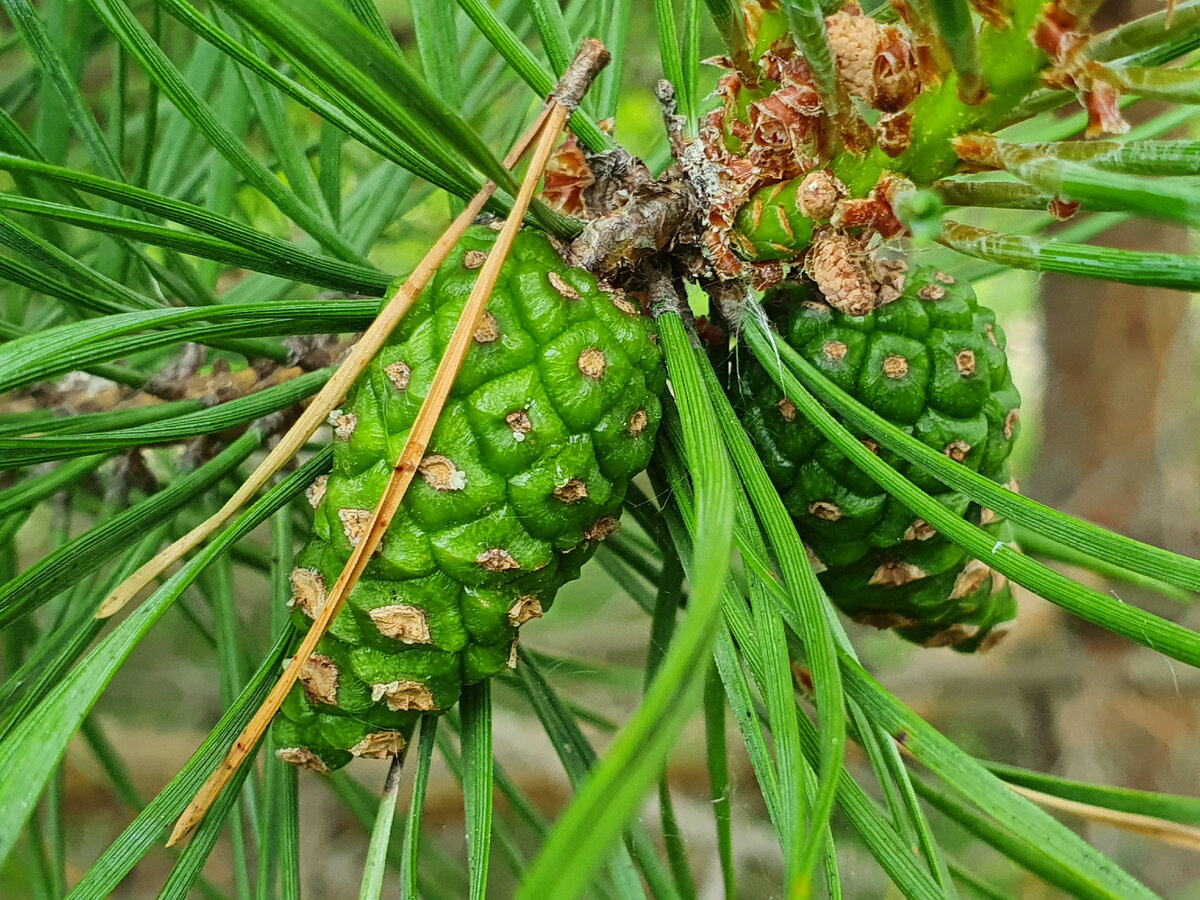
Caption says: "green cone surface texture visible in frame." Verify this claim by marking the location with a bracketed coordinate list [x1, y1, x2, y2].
[738, 267, 1021, 651]
[273, 226, 666, 771]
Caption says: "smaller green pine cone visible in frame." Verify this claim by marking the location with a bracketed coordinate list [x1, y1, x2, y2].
[737, 267, 1021, 651]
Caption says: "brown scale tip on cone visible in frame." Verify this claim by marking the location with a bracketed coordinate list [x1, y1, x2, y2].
[903, 519, 937, 541]
[854, 610, 920, 630]
[869, 559, 929, 586]
[306, 475, 328, 510]
[949, 558, 991, 600]
[299, 654, 340, 706]
[369, 604, 433, 643]
[611, 291, 640, 316]
[882, 354, 910, 378]
[809, 501, 844, 521]
[476, 548, 520, 572]
[917, 283, 946, 300]
[329, 410, 357, 441]
[289, 567, 327, 618]
[419, 454, 467, 491]
[338, 508, 371, 547]
[955, 349, 977, 376]
[628, 409, 649, 435]
[934, 271, 956, 284]
[778, 397, 798, 421]
[924, 624, 976, 648]
[463, 249, 488, 269]
[473, 311, 500, 344]
[385, 361, 412, 392]
[275, 748, 331, 774]
[584, 516, 620, 541]
[944, 440, 972, 462]
[372, 680, 437, 712]
[548, 271, 581, 300]
[1004, 409, 1020, 440]
[351, 731, 407, 759]
[822, 340, 849, 362]
[507, 409, 533, 435]
[977, 629, 1009, 652]
[553, 479, 589, 503]
[861, 438, 880, 454]
[508, 595, 544, 627]
[577, 347, 607, 379]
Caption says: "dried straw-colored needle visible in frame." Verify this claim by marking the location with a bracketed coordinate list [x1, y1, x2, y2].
[888, 729, 1200, 853]
[96, 106, 551, 620]
[1009, 785, 1200, 853]
[167, 102, 571, 848]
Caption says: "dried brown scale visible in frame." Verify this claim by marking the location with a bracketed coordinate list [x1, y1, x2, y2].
[507, 596, 544, 627]
[904, 520, 938, 541]
[553, 479, 590, 503]
[807, 229, 877, 316]
[868, 560, 927, 586]
[809, 501, 844, 521]
[505, 410, 533, 434]
[798, 170, 845, 220]
[883, 354, 910, 378]
[384, 361, 411, 391]
[417, 454, 464, 491]
[329, 410, 357, 441]
[289, 568, 326, 618]
[577, 347, 608, 379]
[628, 409, 650, 435]
[944, 441, 971, 462]
[472, 310, 500, 343]
[823, 340, 849, 362]
[547, 271, 581, 300]
[855, 611, 920, 630]
[462, 249, 488, 269]
[955, 349, 978, 376]
[476, 548, 521, 572]
[918, 283, 946, 300]
[950, 559, 992, 600]
[337, 508, 370, 546]
[368, 605, 433, 643]
[299, 654, 340, 706]
[349, 732, 407, 759]
[584, 517, 621, 541]
[1004, 409, 1021, 440]
[876, 110, 914, 157]
[305, 475, 328, 509]
[372, 680, 437, 713]
[778, 397, 798, 421]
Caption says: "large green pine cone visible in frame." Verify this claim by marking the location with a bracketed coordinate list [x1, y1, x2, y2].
[273, 226, 666, 772]
[737, 266, 1021, 651]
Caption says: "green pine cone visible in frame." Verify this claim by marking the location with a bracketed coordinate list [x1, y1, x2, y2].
[737, 266, 1021, 652]
[274, 225, 666, 772]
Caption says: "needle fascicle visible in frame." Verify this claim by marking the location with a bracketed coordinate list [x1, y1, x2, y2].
[167, 39, 610, 848]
